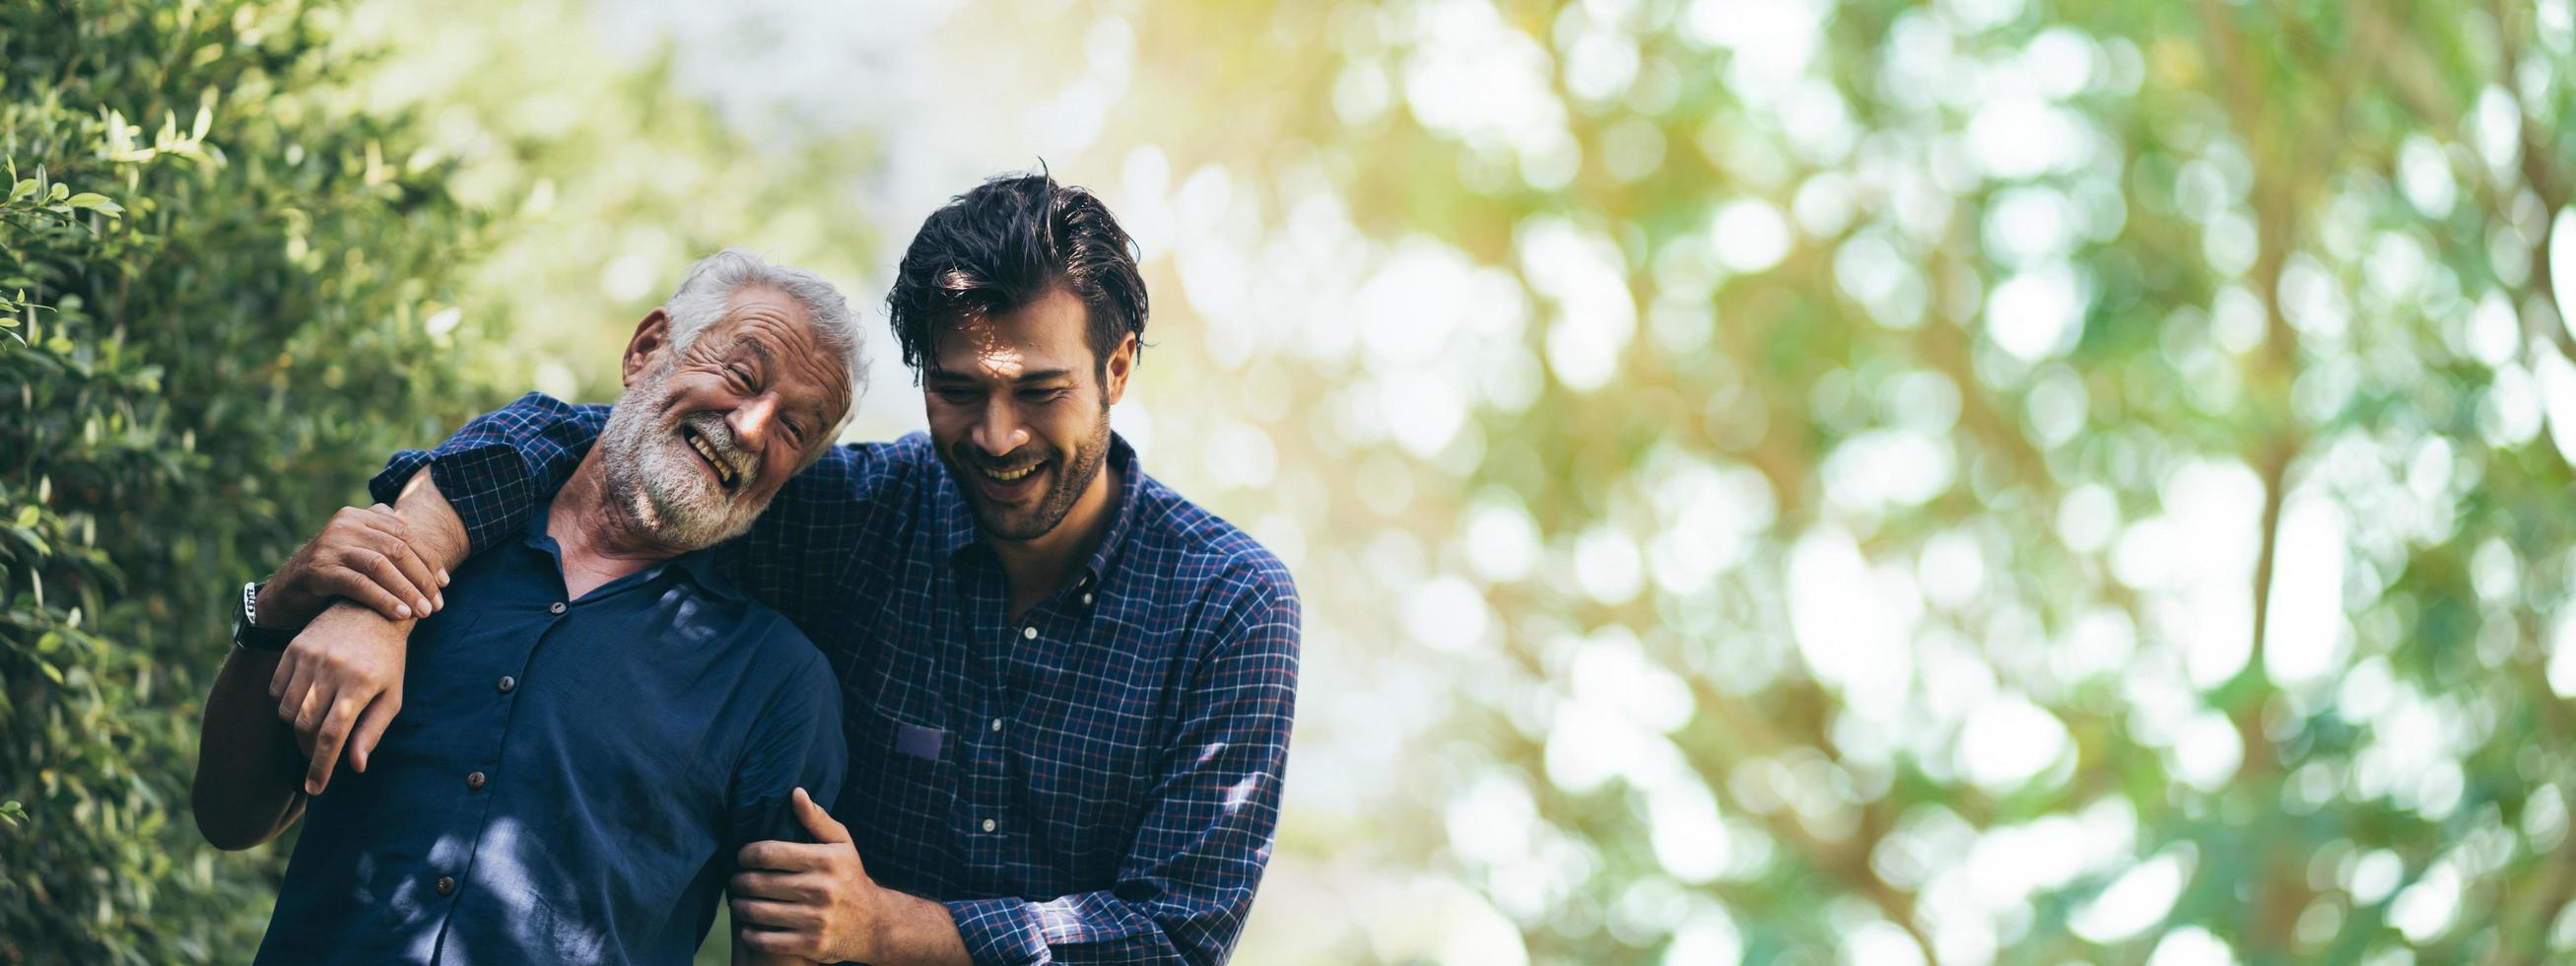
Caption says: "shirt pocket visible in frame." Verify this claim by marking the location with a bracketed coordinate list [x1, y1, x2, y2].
[842, 708, 959, 853]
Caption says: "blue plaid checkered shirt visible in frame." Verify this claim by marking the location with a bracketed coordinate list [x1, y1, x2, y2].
[374, 393, 1300, 966]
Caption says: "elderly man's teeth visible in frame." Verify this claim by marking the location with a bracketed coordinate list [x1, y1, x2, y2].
[685, 432, 737, 487]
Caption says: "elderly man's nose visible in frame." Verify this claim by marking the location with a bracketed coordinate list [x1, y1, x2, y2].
[729, 393, 780, 448]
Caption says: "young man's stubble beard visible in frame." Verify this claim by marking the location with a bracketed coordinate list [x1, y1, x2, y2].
[945, 390, 1113, 542]
[596, 359, 768, 549]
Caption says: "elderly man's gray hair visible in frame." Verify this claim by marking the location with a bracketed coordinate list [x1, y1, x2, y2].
[662, 247, 868, 446]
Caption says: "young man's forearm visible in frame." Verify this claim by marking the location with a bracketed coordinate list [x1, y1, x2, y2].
[389, 467, 473, 573]
[191, 646, 308, 850]
[864, 891, 974, 966]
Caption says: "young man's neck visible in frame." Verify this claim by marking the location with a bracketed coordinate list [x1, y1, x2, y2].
[548, 449, 690, 599]
[989, 462, 1120, 620]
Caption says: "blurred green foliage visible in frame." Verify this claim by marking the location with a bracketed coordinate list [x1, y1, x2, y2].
[0, 0, 492, 959]
[1102, 0, 2576, 962]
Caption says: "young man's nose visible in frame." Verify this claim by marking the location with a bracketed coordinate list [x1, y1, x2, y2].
[973, 397, 1032, 456]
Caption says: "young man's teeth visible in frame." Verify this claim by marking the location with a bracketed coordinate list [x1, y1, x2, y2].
[987, 464, 1037, 482]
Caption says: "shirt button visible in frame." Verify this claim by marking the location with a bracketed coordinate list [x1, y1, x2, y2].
[1082, 592, 1094, 605]
[982, 818, 997, 833]
[1021, 626, 1038, 641]
[548, 601, 568, 615]
[990, 718, 1003, 732]
[435, 875, 456, 896]
[466, 771, 487, 791]
[497, 675, 516, 693]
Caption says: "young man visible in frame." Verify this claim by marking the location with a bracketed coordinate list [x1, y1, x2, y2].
[272, 173, 1301, 965]
[195, 249, 867, 964]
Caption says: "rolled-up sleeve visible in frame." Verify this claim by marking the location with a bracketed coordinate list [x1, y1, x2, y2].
[945, 567, 1301, 966]
[367, 392, 607, 553]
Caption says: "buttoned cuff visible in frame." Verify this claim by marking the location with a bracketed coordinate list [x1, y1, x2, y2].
[946, 896, 1047, 966]
[368, 443, 536, 554]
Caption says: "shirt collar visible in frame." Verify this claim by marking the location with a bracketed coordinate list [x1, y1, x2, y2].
[521, 490, 750, 603]
[938, 431, 1144, 588]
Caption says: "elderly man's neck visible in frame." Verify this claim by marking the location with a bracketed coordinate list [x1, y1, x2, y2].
[547, 449, 695, 599]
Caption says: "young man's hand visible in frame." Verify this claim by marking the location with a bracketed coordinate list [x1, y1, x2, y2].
[731, 789, 879, 962]
[730, 789, 977, 965]
[270, 602, 412, 794]
[261, 504, 448, 627]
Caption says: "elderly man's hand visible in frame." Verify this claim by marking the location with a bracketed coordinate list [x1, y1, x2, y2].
[261, 504, 447, 628]
[270, 602, 412, 794]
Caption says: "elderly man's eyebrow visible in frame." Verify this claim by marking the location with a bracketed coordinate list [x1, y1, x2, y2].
[735, 334, 846, 433]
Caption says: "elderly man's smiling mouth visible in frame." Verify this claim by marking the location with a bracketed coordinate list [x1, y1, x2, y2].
[679, 423, 742, 491]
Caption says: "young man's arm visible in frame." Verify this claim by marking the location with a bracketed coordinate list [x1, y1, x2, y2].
[367, 391, 898, 631]
[723, 643, 849, 966]
[731, 563, 1303, 966]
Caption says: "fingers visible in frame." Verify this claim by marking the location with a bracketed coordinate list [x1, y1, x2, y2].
[357, 508, 445, 610]
[272, 652, 316, 724]
[791, 788, 850, 844]
[348, 691, 403, 773]
[286, 506, 441, 623]
[728, 870, 819, 902]
[734, 927, 807, 958]
[305, 693, 363, 794]
[728, 896, 820, 931]
[736, 841, 832, 873]
[345, 548, 429, 620]
[291, 680, 330, 760]
[316, 561, 421, 623]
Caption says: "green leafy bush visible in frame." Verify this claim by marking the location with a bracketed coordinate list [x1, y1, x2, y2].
[0, 2, 494, 960]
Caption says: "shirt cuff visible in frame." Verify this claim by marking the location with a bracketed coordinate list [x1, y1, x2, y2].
[367, 442, 535, 553]
[946, 896, 1048, 966]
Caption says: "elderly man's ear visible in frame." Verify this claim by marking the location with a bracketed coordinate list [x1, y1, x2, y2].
[621, 309, 675, 388]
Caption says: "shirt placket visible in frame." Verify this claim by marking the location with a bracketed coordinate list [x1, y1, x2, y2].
[430, 593, 576, 957]
[962, 564, 1017, 878]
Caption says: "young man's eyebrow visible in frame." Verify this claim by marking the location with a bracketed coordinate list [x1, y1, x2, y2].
[925, 367, 1075, 385]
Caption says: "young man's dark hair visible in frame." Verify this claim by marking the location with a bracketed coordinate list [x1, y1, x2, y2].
[885, 172, 1149, 379]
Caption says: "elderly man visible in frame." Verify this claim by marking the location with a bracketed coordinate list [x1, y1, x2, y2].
[191, 248, 866, 965]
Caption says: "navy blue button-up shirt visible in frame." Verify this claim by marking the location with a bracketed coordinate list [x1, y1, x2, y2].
[254, 494, 847, 965]
[388, 393, 1300, 966]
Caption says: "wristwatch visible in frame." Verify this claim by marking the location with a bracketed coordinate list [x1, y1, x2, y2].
[232, 582, 299, 652]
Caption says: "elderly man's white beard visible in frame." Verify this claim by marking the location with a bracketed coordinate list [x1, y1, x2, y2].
[594, 362, 769, 550]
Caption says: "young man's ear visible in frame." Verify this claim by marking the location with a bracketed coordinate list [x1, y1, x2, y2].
[623, 309, 674, 387]
[1100, 333, 1139, 406]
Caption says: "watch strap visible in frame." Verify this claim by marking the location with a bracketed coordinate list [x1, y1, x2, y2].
[233, 582, 298, 652]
